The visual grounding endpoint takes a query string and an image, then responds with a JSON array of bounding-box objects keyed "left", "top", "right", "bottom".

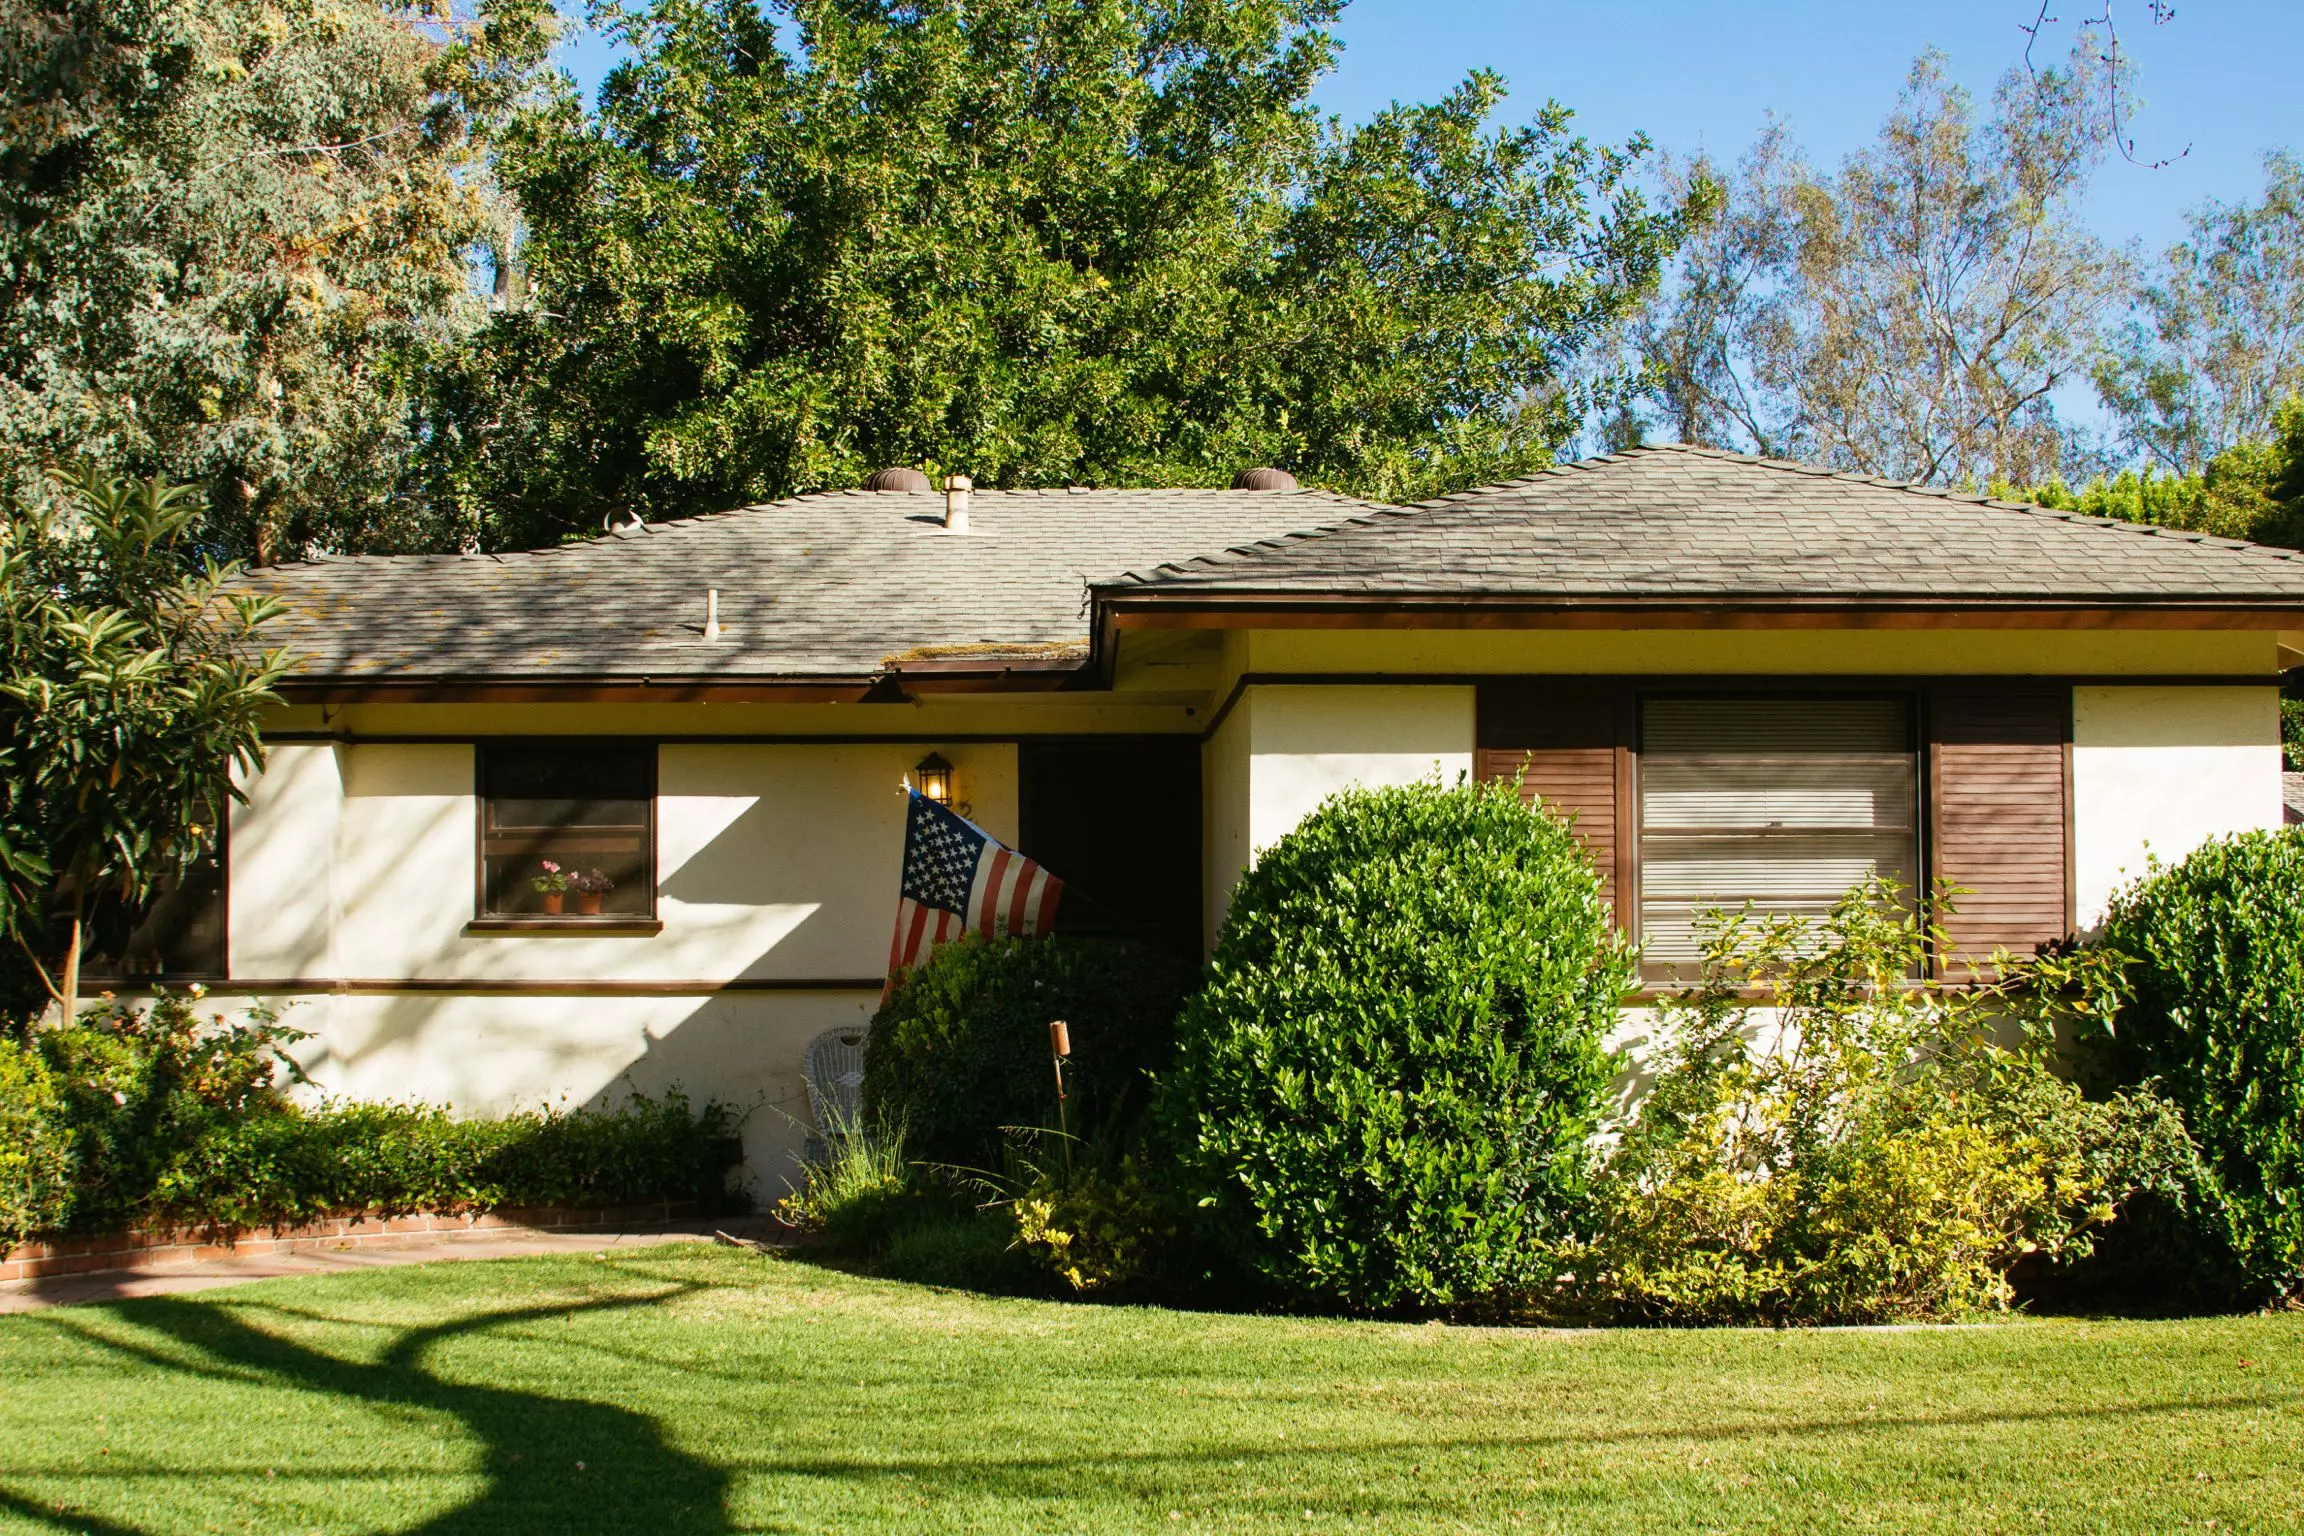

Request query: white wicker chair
[{"left": 800, "top": 1025, "right": 871, "bottom": 1163}]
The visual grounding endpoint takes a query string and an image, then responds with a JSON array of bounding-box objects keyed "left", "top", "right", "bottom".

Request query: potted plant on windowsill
[
  {"left": 533, "top": 860, "right": 570, "bottom": 915},
  {"left": 569, "top": 867, "right": 615, "bottom": 916}
]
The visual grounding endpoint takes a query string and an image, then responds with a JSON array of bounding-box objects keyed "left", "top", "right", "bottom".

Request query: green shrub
[
  {"left": 773, "top": 1111, "right": 932, "bottom": 1250},
  {"left": 12, "top": 991, "right": 742, "bottom": 1234},
  {"left": 1010, "top": 1157, "right": 1180, "bottom": 1297},
  {"left": 148, "top": 1092, "right": 745, "bottom": 1233},
  {"left": 1579, "top": 881, "right": 2199, "bottom": 1325},
  {"left": 0, "top": 1039, "right": 75, "bottom": 1246},
  {"left": 863, "top": 933, "right": 1194, "bottom": 1170},
  {"left": 880, "top": 1210, "right": 1051, "bottom": 1294},
  {"left": 33, "top": 990, "right": 305, "bottom": 1232},
  {"left": 1158, "top": 778, "right": 1634, "bottom": 1316},
  {"left": 2093, "top": 829, "right": 2304, "bottom": 1297}
]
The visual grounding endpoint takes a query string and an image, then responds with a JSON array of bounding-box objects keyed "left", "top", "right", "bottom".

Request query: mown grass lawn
[{"left": 0, "top": 1246, "right": 2298, "bottom": 1535}]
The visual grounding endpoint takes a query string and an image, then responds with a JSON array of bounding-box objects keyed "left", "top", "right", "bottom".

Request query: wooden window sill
[{"left": 465, "top": 918, "right": 664, "bottom": 936}]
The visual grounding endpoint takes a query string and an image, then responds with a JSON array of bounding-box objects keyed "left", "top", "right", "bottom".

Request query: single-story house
[{"left": 89, "top": 446, "right": 2304, "bottom": 1179}]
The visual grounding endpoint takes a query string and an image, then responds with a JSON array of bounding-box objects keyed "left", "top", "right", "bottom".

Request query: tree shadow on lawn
[
  {"left": 6, "top": 1271, "right": 2298, "bottom": 1534},
  {"left": 3, "top": 1286, "right": 734, "bottom": 1535}
]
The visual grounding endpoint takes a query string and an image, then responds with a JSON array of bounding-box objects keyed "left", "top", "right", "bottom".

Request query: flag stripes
[{"left": 885, "top": 789, "right": 1063, "bottom": 988}]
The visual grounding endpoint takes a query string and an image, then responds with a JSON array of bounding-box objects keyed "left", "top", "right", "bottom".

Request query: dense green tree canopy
[
  {"left": 0, "top": 468, "right": 287, "bottom": 1024},
  {"left": 0, "top": 0, "right": 553, "bottom": 561},
  {"left": 430, "top": 0, "right": 1702, "bottom": 546},
  {"left": 1997, "top": 395, "right": 2304, "bottom": 550}
]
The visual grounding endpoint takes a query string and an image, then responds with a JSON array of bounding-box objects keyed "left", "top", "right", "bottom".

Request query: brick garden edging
[{"left": 0, "top": 1201, "right": 704, "bottom": 1282}]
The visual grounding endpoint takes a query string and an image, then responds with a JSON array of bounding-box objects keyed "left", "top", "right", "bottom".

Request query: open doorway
[{"left": 1017, "top": 738, "right": 1201, "bottom": 960}]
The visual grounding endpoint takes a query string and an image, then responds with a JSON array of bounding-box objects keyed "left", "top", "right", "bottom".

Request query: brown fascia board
[
  {"left": 1087, "top": 590, "right": 2304, "bottom": 684},
  {"left": 277, "top": 661, "right": 1089, "bottom": 705},
  {"left": 1096, "top": 591, "right": 2304, "bottom": 632}
]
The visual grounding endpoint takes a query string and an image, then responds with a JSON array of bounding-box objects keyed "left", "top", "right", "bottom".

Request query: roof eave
[
  {"left": 1092, "top": 590, "right": 2304, "bottom": 633},
  {"left": 276, "top": 660, "right": 1093, "bottom": 705}
]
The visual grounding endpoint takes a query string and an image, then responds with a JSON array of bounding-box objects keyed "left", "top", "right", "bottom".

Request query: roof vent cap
[
  {"left": 865, "top": 466, "right": 933, "bottom": 492},
  {"left": 1232, "top": 466, "right": 1298, "bottom": 491}
]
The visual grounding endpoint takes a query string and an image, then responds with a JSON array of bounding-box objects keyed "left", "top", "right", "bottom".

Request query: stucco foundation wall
[
  {"left": 226, "top": 989, "right": 866, "bottom": 1190},
  {"left": 2072, "top": 685, "right": 2283, "bottom": 927},
  {"left": 223, "top": 740, "right": 1022, "bottom": 1185}
]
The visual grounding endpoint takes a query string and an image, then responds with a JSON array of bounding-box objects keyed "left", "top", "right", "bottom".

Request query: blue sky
[{"left": 554, "top": 0, "right": 2301, "bottom": 255}]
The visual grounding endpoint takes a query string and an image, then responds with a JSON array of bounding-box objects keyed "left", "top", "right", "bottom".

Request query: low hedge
[
  {"left": 1, "top": 992, "right": 748, "bottom": 1244},
  {"left": 148, "top": 1094, "right": 747, "bottom": 1234},
  {"left": 0, "top": 1039, "right": 74, "bottom": 1244}
]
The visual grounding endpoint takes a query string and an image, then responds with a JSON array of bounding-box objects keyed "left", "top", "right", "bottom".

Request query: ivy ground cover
[{"left": 0, "top": 1247, "right": 2298, "bottom": 1534}]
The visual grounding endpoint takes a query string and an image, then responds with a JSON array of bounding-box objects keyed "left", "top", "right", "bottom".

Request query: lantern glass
[{"left": 914, "top": 752, "right": 954, "bottom": 805}]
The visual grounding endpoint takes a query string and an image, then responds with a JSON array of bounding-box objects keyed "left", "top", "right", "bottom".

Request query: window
[
  {"left": 73, "top": 852, "right": 227, "bottom": 983},
  {"left": 1637, "top": 696, "right": 1918, "bottom": 971},
  {"left": 478, "top": 743, "right": 654, "bottom": 920}
]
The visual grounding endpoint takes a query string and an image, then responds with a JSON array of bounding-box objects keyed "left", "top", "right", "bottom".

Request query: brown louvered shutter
[
  {"left": 1928, "top": 686, "right": 2072, "bottom": 965},
  {"left": 1476, "top": 683, "right": 1631, "bottom": 918}
]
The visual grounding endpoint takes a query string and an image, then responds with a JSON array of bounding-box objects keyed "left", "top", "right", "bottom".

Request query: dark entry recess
[{"left": 1018, "top": 739, "right": 1202, "bottom": 959}]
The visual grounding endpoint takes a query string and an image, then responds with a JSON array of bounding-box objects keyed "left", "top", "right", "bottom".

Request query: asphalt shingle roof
[
  {"left": 244, "top": 488, "right": 1380, "bottom": 681},
  {"left": 1101, "top": 445, "right": 2304, "bottom": 606},
  {"left": 248, "top": 447, "right": 2304, "bottom": 684}
]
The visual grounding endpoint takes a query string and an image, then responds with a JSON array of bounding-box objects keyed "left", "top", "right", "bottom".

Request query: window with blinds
[{"left": 1637, "top": 697, "right": 1918, "bottom": 971}]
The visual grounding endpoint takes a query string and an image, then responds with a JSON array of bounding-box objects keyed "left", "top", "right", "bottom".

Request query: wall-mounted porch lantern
[{"left": 913, "top": 752, "right": 955, "bottom": 807}]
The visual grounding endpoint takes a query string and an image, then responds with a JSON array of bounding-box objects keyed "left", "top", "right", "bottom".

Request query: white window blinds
[{"left": 1637, "top": 697, "right": 1918, "bottom": 970}]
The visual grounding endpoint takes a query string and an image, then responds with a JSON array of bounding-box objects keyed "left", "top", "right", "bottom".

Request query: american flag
[{"left": 885, "top": 789, "right": 1063, "bottom": 983}]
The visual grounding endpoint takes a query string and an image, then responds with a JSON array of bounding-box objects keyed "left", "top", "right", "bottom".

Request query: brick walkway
[{"left": 0, "top": 1222, "right": 775, "bottom": 1315}]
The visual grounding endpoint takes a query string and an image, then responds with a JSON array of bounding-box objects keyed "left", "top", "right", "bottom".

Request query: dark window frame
[
  {"left": 472, "top": 740, "right": 660, "bottom": 932},
  {"left": 70, "top": 807, "right": 232, "bottom": 987}
]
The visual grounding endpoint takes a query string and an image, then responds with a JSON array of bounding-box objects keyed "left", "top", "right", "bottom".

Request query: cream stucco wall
[
  {"left": 1198, "top": 684, "right": 1477, "bottom": 944},
  {"left": 224, "top": 649, "right": 2289, "bottom": 1187},
  {"left": 225, "top": 739, "right": 1022, "bottom": 1187},
  {"left": 1244, "top": 685, "right": 1476, "bottom": 849},
  {"left": 2071, "top": 686, "right": 2284, "bottom": 927},
  {"left": 230, "top": 742, "right": 345, "bottom": 977},
  {"left": 1201, "top": 693, "right": 1253, "bottom": 953}
]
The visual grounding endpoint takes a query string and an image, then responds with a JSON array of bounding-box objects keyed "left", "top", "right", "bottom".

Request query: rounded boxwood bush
[
  {"left": 1158, "top": 778, "right": 1635, "bottom": 1315},
  {"left": 2094, "top": 828, "right": 2304, "bottom": 1295},
  {"left": 863, "top": 934, "right": 1195, "bottom": 1169}
]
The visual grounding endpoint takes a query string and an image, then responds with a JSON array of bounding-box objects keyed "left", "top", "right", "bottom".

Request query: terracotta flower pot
[
  {"left": 542, "top": 891, "right": 564, "bottom": 915},
  {"left": 577, "top": 891, "right": 604, "bottom": 915}
]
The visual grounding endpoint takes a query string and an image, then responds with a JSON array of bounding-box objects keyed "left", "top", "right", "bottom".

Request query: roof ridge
[
  {"left": 1091, "top": 444, "right": 2304, "bottom": 593},
  {"left": 244, "top": 484, "right": 1399, "bottom": 580},
  {"left": 1604, "top": 442, "right": 2304, "bottom": 564},
  {"left": 1111, "top": 499, "right": 1427, "bottom": 585}
]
